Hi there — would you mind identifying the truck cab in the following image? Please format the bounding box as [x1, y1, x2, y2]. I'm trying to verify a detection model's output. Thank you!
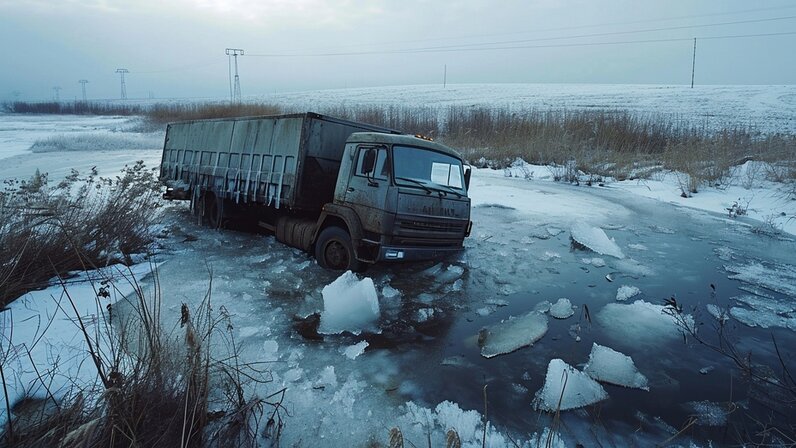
[314, 133, 471, 270]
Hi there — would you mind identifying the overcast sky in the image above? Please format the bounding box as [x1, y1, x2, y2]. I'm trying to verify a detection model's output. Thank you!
[1, 0, 795, 101]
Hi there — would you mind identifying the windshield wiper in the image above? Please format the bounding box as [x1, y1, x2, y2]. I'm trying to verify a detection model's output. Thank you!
[434, 183, 463, 198]
[395, 176, 433, 194]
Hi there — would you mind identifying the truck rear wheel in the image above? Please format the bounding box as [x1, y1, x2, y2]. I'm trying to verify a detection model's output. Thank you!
[315, 226, 363, 272]
[200, 192, 222, 229]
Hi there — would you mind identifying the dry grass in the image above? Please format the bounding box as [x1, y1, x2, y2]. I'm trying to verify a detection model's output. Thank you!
[0, 162, 161, 307]
[1, 267, 279, 447]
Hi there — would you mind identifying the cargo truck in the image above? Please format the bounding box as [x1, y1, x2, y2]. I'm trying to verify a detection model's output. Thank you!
[160, 112, 472, 271]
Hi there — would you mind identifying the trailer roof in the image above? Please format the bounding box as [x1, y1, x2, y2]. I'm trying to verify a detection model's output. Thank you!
[346, 132, 463, 160]
[167, 111, 401, 134]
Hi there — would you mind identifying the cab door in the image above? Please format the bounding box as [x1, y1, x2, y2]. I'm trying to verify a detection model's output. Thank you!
[344, 145, 390, 233]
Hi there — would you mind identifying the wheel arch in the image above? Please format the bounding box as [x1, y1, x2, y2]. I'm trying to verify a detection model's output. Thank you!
[313, 204, 364, 258]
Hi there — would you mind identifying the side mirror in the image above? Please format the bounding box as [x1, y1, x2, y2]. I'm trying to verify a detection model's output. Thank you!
[464, 166, 472, 191]
[362, 148, 377, 175]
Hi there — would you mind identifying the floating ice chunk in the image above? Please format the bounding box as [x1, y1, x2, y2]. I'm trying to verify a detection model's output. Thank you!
[540, 251, 561, 261]
[725, 262, 796, 297]
[570, 222, 625, 259]
[733, 294, 796, 315]
[616, 285, 641, 301]
[436, 265, 465, 284]
[381, 284, 401, 299]
[581, 257, 606, 267]
[319, 271, 380, 335]
[714, 246, 734, 261]
[549, 298, 574, 319]
[485, 298, 509, 307]
[686, 401, 729, 426]
[415, 307, 435, 322]
[547, 227, 563, 237]
[238, 326, 261, 338]
[611, 259, 654, 277]
[706, 304, 729, 323]
[583, 343, 649, 390]
[533, 359, 608, 411]
[262, 340, 279, 357]
[315, 366, 338, 389]
[534, 300, 552, 313]
[628, 243, 647, 251]
[595, 300, 692, 347]
[341, 341, 369, 360]
[729, 307, 796, 329]
[478, 312, 548, 358]
[475, 306, 495, 317]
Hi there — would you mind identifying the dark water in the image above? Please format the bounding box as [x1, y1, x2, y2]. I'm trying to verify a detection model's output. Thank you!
[364, 187, 796, 445]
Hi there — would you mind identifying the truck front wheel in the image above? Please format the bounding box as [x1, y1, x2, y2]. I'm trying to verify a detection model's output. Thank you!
[315, 226, 363, 272]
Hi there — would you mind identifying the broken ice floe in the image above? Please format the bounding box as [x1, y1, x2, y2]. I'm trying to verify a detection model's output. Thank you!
[549, 298, 575, 319]
[581, 257, 606, 268]
[478, 311, 548, 358]
[318, 271, 380, 335]
[596, 300, 693, 347]
[583, 343, 649, 390]
[610, 259, 654, 277]
[685, 400, 729, 426]
[616, 285, 641, 301]
[570, 221, 625, 259]
[728, 294, 796, 330]
[706, 304, 729, 323]
[381, 284, 401, 299]
[533, 359, 609, 411]
[628, 243, 647, 251]
[534, 300, 552, 313]
[341, 341, 369, 360]
[725, 261, 796, 297]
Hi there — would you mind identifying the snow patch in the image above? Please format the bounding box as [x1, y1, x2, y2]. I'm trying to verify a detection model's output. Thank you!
[533, 359, 609, 411]
[319, 271, 380, 335]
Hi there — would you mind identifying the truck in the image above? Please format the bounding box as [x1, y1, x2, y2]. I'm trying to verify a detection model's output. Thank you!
[160, 112, 472, 271]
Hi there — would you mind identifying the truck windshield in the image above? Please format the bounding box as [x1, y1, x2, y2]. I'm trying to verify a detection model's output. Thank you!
[392, 145, 464, 191]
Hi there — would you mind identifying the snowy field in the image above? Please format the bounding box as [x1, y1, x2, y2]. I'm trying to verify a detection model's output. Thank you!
[255, 83, 796, 134]
[1, 85, 796, 446]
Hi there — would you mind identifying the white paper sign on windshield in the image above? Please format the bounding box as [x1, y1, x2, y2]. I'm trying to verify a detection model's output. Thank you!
[431, 162, 451, 185]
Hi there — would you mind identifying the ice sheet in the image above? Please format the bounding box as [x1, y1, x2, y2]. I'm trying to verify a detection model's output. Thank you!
[570, 222, 625, 259]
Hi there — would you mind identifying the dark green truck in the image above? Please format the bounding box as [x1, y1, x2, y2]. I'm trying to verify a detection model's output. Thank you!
[160, 112, 471, 271]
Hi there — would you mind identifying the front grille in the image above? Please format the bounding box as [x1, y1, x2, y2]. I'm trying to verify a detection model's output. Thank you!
[395, 219, 466, 234]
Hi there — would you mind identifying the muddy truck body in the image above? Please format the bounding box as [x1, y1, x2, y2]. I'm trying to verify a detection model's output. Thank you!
[160, 112, 472, 270]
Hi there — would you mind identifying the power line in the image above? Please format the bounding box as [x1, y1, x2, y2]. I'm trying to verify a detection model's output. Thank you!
[248, 15, 796, 57]
[264, 4, 796, 53]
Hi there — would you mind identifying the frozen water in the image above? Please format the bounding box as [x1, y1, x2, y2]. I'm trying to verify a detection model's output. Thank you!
[315, 366, 338, 389]
[570, 221, 625, 259]
[318, 271, 380, 335]
[595, 300, 692, 347]
[583, 343, 649, 390]
[733, 294, 796, 315]
[476, 306, 496, 316]
[533, 359, 609, 411]
[485, 298, 509, 307]
[549, 298, 575, 319]
[725, 262, 796, 297]
[628, 243, 648, 251]
[540, 251, 561, 261]
[685, 401, 729, 426]
[534, 300, 552, 313]
[479, 311, 549, 358]
[728, 294, 796, 330]
[616, 285, 641, 301]
[341, 341, 369, 360]
[611, 259, 654, 277]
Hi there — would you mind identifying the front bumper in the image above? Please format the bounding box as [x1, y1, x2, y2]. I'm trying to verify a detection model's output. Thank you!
[377, 245, 463, 262]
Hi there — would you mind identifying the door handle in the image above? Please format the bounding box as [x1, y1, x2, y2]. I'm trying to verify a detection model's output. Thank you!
[347, 187, 355, 192]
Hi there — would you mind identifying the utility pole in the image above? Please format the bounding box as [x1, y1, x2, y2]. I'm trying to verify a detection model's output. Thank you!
[225, 48, 244, 103]
[52, 86, 61, 101]
[691, 38, 696, 89]
[443, 64, 447, 89]
[79, 79, 89, 101]
[115, 68, 129, 99]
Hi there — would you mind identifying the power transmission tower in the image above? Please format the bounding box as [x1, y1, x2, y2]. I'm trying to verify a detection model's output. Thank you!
[225, 48, 244, 103]
[443, 64, 447, 89]
[79, 79, 89, 101]
[691, 38, 697, 89]
[116, 68, 129, 99]
[53, 86, 61, 101]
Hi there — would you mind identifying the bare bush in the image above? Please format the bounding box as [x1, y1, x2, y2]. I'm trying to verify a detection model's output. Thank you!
[0, 162, 161, 307]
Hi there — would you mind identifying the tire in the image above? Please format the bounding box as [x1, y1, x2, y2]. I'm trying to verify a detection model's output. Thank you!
[314, 226, 363, 272]
[200, 192, 222, 229]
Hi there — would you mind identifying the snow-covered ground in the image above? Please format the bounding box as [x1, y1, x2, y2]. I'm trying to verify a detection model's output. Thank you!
[255, 83, 796, 134]
[2, 85, 796, 446]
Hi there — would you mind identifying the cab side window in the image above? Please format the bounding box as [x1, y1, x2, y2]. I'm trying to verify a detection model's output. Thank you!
[355, 146, 389, 180]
